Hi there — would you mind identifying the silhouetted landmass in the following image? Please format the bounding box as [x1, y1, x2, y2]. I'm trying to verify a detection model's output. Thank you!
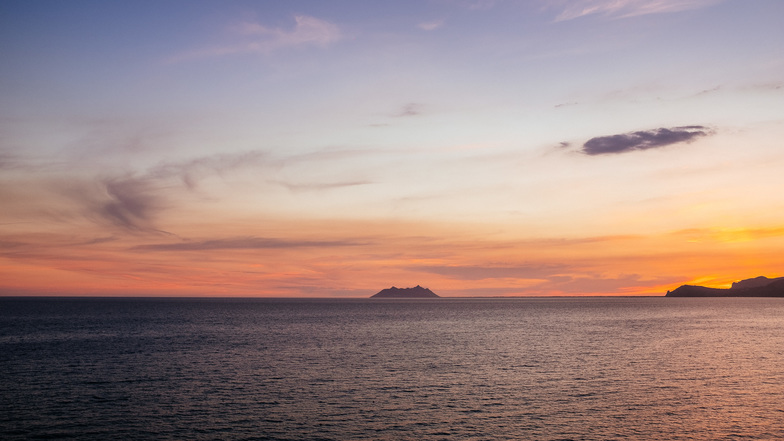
[666, 276, 784, 297]
[371, 285, 439, 298]
[731, 276, 784, 290]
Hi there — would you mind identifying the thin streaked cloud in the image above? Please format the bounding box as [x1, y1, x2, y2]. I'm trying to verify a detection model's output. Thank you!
[551, 0, 723, 21]
[409, 263, 570, 281]
[234, 15, 341, 48]
[273, 180, 373, 193]
[132, 236, 367, 252]
[169, 15, 341, 62]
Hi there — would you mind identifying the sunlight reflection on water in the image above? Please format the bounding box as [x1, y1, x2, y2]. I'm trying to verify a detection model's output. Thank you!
[1, 297, 783, 440]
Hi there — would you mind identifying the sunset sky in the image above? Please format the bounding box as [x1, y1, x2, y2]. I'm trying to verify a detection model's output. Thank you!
[2, 0, 783, 297]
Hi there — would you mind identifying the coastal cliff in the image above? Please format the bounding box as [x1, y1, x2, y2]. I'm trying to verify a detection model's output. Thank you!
[371, 285, 439, 298]
[666, 276, 784, 297]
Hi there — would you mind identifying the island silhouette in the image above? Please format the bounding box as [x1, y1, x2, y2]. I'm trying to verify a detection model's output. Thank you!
[371, 285, 439, 298]
[666, 276, 784, 297]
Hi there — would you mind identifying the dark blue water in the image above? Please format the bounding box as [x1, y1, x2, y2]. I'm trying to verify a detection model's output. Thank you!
[2, 297, 784, 440]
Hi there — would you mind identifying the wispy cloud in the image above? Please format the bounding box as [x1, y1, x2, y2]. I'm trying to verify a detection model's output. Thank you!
[410, 263, 570, 280]
[694, 85, 722, 97]
[274, 180, 372, 193]
[551, 0, 723, 21]
[0, 150, 65, 172]
[672, 226, 784, 243]
[418, 19, 445, 31]
[554, 101, 579, 108]
[546, 273, 675, 295]
[464, 0, 497, 10]
[170, 15, 341, 62]
[98, 177, 163, 233]
[279, 147, 381, 167]
[51, 175, 170, 235]
[235, 15, 341, 48]
[37, 151, 268, 235]
[581, 125, 711, 155]
[132, 236, 366, 252]
[148, 150, 268, 191]
[394, 102, 424, 117]
[47, 147, 380, 234]
[0, 151, 18, 170]
[746, 81, 784, 92]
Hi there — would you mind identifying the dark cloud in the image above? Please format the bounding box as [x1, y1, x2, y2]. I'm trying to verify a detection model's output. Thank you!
[132, 236, 366, 251]
[98, 177, 164, 233]
[51, 175, 166, 234]
[582, 125, 710, 155]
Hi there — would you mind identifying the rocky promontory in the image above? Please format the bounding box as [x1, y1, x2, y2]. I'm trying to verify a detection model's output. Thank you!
[371, 285, 439, 298]
[666, 276, 784, 297]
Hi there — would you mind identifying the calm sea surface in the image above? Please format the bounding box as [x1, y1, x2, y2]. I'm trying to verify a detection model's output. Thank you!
[2, 297, 783, 440]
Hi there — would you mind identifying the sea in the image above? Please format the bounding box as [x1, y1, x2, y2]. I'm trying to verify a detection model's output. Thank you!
[1, 297, 783, 440]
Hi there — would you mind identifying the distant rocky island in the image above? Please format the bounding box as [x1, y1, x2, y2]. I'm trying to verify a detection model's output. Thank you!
[666, 276, 784, 297]
[371, 285, 439, 298]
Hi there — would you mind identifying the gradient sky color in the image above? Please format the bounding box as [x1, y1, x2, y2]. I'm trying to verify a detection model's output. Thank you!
[2, 0, 783, 297]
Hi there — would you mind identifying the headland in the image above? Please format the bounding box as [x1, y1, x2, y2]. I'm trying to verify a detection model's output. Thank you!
[666, 276, 784, 297]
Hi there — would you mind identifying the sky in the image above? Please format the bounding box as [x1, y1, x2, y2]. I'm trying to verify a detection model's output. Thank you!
[1, 0, 783, 297]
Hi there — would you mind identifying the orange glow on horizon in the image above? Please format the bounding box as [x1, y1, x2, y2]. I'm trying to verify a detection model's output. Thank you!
[2, 220, 783, 297]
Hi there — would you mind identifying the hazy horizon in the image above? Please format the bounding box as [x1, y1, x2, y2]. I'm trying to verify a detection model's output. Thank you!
[2, 0, 783, 297]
